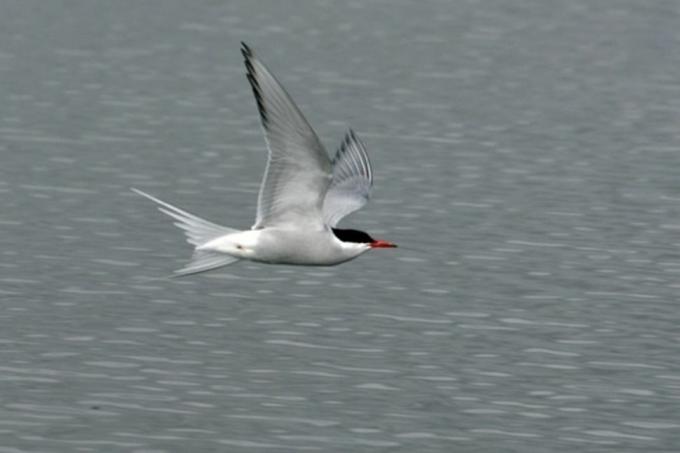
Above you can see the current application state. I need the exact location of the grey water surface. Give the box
[1,0,680,452]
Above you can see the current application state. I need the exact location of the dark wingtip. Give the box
[240,42,268,126]
[240,41,252,57]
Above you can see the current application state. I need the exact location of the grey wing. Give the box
[241,42,332,230]
[323,129,373,227]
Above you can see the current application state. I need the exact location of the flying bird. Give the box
[133,42,396,276]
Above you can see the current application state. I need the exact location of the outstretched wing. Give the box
[322,129,373,227]
[241,42,332,230]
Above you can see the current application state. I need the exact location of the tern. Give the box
[133,42,396,276]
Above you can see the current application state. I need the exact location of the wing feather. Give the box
[241,42,332,230]
[323,129,373,226]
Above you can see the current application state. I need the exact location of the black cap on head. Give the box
[332,228,374,244]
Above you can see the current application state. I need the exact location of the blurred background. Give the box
[1,0,679,451]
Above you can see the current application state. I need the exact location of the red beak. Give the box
[370,239,397,248]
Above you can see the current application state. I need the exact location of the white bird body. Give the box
[133,42,395,276]
[197,229,370,266]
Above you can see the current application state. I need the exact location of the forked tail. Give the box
[131,188,240,276]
